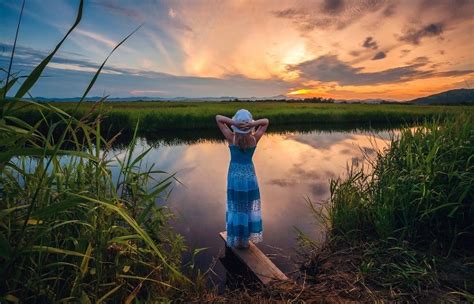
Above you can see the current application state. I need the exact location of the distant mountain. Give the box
[34,96,190,102]
[408,89,474,105]
[27,89,474,104]
[335,98,396,104]
[32,94,290,102]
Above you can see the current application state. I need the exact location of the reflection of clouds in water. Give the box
[291,163,321,180]
[174,165,197,179]
[289,129,395,152]
[267,162,333,201]
[289,131,357,150]
[339,148,352,155]
[262,131,390,200]
[268,178,293,187]
[363,147,376,155]
[351,157,361,167]
[311,182,328,197]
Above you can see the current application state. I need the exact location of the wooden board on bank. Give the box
[219,231,289,285]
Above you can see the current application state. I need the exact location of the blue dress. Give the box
[226,144,263,247]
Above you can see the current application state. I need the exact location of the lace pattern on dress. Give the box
[227,199,261,212]
[226,232,263,247]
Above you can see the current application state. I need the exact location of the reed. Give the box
[302,114,474,301]
[328,115,473,251]
[16,101,471,136]
[0,1,196,302]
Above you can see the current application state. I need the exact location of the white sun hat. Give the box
[231,109,255,134]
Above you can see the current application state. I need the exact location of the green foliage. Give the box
[0,1,194,302]
[0,102,192,301]
[329,115,474,251]
[15,101,471,135]
[318,114,474,300]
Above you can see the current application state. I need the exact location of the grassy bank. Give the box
[1,2,205,301]
[17,101,471,136]
[296,114,474,302]
[0,102,200,302]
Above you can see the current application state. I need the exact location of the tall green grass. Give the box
[306,114,474,301]
[328,115,473,252]
[1,108,192,302]
[16,101,471,135]
[0,1,196,302]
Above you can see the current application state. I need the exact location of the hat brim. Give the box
[231,125,255,134]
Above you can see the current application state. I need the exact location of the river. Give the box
[108,125,396,287]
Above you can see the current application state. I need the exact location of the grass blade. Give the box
[4,0,24,98]
[14,0,83,98]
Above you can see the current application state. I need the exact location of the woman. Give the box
[215,109,269,249]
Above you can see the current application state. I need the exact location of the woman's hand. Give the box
[237,121,252,131]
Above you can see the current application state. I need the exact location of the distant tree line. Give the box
[229,97,335,103]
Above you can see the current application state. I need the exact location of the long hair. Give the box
[234,132,255,151]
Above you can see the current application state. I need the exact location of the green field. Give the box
[19,101,472,136]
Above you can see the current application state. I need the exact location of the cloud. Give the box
[289,55,473,86]
[0,43,125,75]
[274,0,471,36]
[417,0,473,20]
[3,0,473,100]
[272,8,298,19]
[321,0,345,14]
[90,1,144,20]
[272,0,388,31]
[362,37,378,49]
[74,29,118,49]
[129,89,166,95]
[382,2,397,16]
[0,43,290,98]
[271,8,333,31]
[398,22,444,45]
[372,51,386,60]
[406,56,430,65]
[92,0,191,33]
[168,8,177,18]
[400,49,411,57]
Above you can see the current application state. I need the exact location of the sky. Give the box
[1,0,473,100]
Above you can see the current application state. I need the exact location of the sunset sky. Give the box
[1,0,473,100]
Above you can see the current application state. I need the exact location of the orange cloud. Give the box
[155,0,473,99]
[286,74,474,100]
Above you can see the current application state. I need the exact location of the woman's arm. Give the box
[216,115,235,126]
[215,115,236,143]
[252,118,269,143]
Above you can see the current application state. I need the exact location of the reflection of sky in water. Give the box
[109,129,396,283]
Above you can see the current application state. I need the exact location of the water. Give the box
[109,126,396,286]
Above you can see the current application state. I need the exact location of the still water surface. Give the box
[111,127,396,285]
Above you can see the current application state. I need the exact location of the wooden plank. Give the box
[219,231,289,285]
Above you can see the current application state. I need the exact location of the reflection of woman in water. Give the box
[215,109,269,249]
